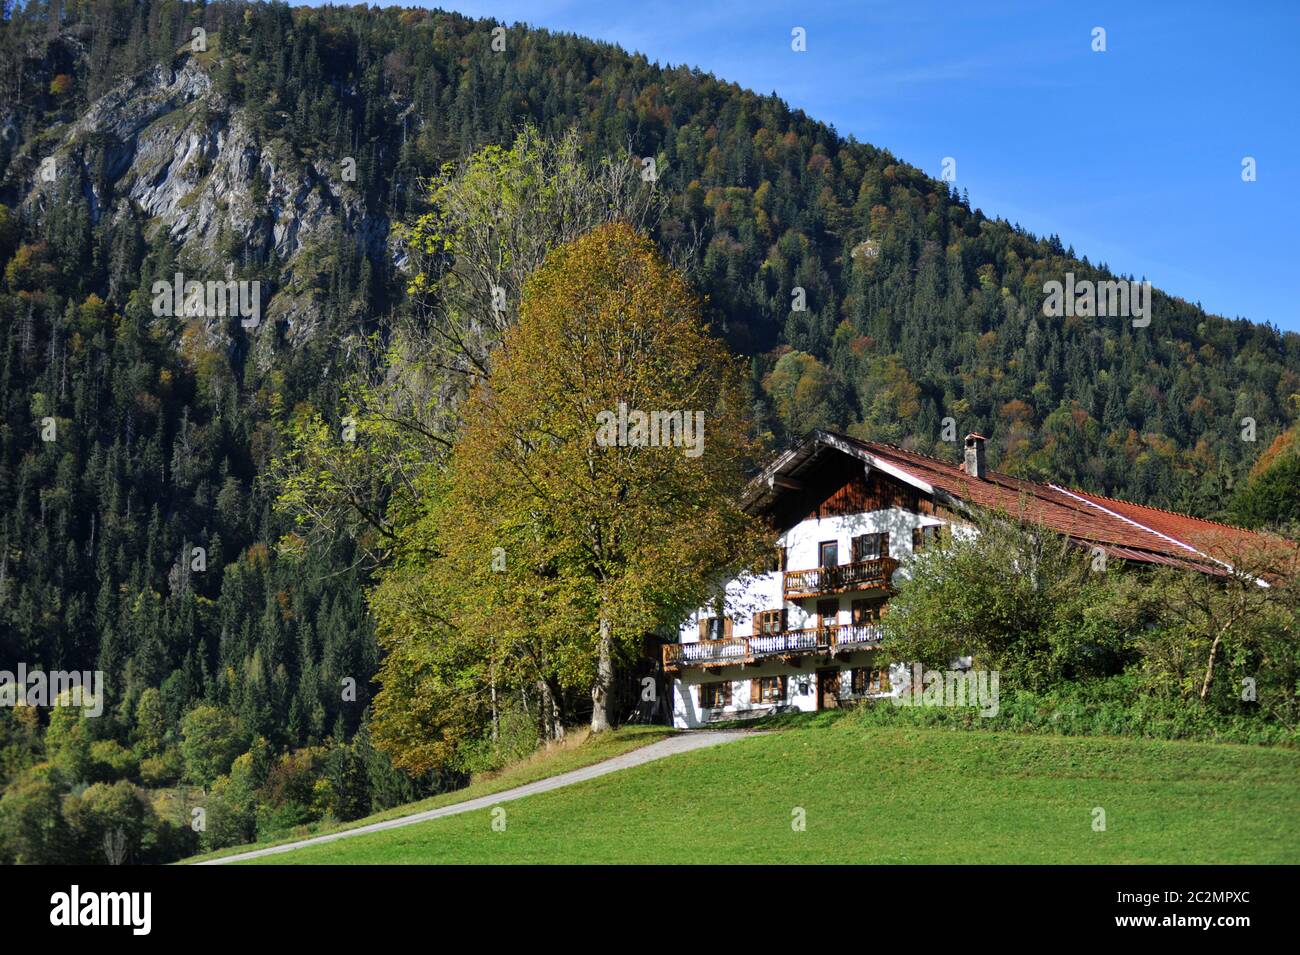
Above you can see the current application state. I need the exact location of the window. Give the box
[750,676,787,704]
[851,599,882,625]
[700,681,732,709]
[912,524,944,550]
[852,668,891,694]
[754,610,784,635]
[852,532,890,562]
[699,616,731,640]
[818,540,839,568]
[816,599,839,629]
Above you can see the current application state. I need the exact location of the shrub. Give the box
[88,739,139,783]
[452,703,538,776]
[259,748,326,816]
[255,800,318,840]
[848,674,1299,747]
[139,746,184,787]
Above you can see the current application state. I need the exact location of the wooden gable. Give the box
[768,450,933,529]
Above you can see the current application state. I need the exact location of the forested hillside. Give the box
[0,0,1297,862]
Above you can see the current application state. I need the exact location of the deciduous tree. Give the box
[434,222,767,734]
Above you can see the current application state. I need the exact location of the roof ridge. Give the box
[1054,483,1253,533]
[844,431,1256,535]
[853,436,1094,503]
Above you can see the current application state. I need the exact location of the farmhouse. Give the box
[666,430,1272,728]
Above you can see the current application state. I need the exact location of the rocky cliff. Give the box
[7,44,395,359]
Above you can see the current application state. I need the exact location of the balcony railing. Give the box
[783,557,898,599]
[663,623,883,670]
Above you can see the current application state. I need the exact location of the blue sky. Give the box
[359,1,1300,332]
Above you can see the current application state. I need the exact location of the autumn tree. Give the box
[410,222,766,739]
[1232,424,1300,532]
[272,127,664,562]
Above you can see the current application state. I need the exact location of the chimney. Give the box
[963,433,986,480]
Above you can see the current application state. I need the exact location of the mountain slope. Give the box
[0,0,1297,863]
[5,4,1296,511]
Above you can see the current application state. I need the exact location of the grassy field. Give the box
[183,724,677,863]
[240,712,1300,864]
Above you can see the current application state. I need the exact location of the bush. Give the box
[88,739,139,783]
[452,703,538,776]
[139,746,184,787]
[879,510,1135,690]
[255,800,319,840]
[260,748,325,810]
[848,674,1299,747]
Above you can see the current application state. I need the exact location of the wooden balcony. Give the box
[663,623,883,671]
[783,557,898,599]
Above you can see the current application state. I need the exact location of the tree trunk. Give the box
[549,680,565,742]
[489,665,499,742]
[537,679,564,742]
[590,618,614,734]
[1199,631,1225,701]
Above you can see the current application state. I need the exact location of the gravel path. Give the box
[196,729,759,864]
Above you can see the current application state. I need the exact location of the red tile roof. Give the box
[762,432,1286,574]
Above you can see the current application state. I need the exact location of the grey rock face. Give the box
[14,52,393,351]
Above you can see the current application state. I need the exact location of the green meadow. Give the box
[241,715,1300,864]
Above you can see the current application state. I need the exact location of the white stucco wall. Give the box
[677,507,948,641]
[670,655,917,728]
[672,650,854,727]
[669,502,954,729]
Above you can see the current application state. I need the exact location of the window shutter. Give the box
[880,532,890,558]
[699,617,708,640]
[779,676,788,699]
[723,617,733,638]
[913,527,923,550]
[751,679,761,703]
[722,681,732,705]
